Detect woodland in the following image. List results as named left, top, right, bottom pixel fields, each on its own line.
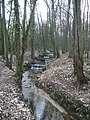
left=0, top=0, right=90, bottom=120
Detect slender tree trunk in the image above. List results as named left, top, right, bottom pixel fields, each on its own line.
left=21, top=0, right=27, bottom=65
left=51, top=0, right=56, bottom=57
left=67, top=0, right=73, bottom=57
left=0, top=0, right=3, bottom=55
left=2, top=0, right=9, bottom=66
left=25, top=0, right=37, bottom=40
left=58, top=2, right=63, bottom=54
left=9, top=23, right=14, bottom=69
left=30, top=0, right=35, bottom=60
left=85, top=11, right=89, bottom=58
left=30, top=14, right=35, bottom=60
left=41, top=16, right=46, bottom=54
left=66, top=0, right=71, bottom=53
left=14, top=0, right=22, bottom=81
left=37, top=16, right=42, bottom=52
left=73, top=0, right=85, bottom=83
left=8, top=0, right=13, bottom=69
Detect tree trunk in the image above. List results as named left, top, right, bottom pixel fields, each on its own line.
left=73, top=0, right=85, bottom=83
left=14, top=0, right=22, bottom=81
left=21, top=0, right=27, bottom=65
left=30, top=0, right=35, bottom=60
left=41, top=17, right=46, bottom=54
left=0, top=1, right=4, bottom=55
left=51, top=0, right=56, bottom=57
left=85, top=11, right=89, bottom=58
left=7, top=0, right=13, bottom=69
left=2, top=0, right=9, bottom=66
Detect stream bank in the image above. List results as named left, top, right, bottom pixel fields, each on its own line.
left=22, top=71, right=71, bottom=120
left=32, top=55, right=90, bottom=120
left=0, top=59, right=34, bottom=120
left=34, top=80, right=90, bottom=120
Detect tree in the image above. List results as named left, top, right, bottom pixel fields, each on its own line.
left=2, top=0, right=9, bottom=66
left=21, top=0, right=27, bottom=65
left=30, top=0, right=35, bottom=60
left=14, top=0, right=21, bottom=81
left=66, top=0, right=71, bottom=54
left=13, top=0, right=37, bottom=87
left=51, top=0, right=56, bottom=57
left=0, top=0, right=4, bottom=55
left=84, top=1, right=89, bottom=58
left=21, top=0, right=37, bottom=65
left=7, top=0, right=13, bottom=69
left=73, top=0, right=85, bottom=83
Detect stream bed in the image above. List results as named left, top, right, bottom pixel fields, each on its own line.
left=22, top=71, right=71, bottom=120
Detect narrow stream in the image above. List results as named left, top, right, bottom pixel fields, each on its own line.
left=22, top=71, right=71, bottom=120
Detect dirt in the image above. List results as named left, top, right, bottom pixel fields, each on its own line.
left=34, top=53, right=90, bottom=120
left=0, top=57, right=34, bottom=120
left=1, top=52, right=90, bottom=120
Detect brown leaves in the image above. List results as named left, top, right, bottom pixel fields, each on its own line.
left=0, top=61, right=34, bottom=120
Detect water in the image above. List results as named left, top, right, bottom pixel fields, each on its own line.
left=22, top=71, right=71, bottom=120
left=30, top=64, right=46, bottom=73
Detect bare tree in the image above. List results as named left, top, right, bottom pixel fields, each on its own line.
left=0, top=0, right=4, bottom=55
left=2, top=0, right=9, bottom=66
left=30, top=0, right=35, bottom=60
left=14, top=0, right=22, bottom=86
left=73, top=0, right=85, bottom=84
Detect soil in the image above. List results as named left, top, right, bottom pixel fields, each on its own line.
left=0, top=57, right=34, bottom=120
left=0, top=52, right=90, bottom=120
left=33, top=53, right=90, bottom=120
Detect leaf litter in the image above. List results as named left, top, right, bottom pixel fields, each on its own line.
left=0, top=59, right=34, bottom=120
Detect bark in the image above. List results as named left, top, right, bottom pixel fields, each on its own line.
left=66, top=0, right=71, bottom=53
left=30, top=15, right=35, bottom=60
left=8, top=0, right=13, bottom=69
left=73, top=0, right=85, bottom=82
left=37, top=15, right=42, bottom=52
left=9, top=23, right=14, bottom=69
left=40, top=16, right=46, bottom=54
left=21, top=0, right=27, bottom=65
left=25, top=0, right=37, bottom=40
left=2, top=0, right=9, bottom=66
left=14, top=0, right=21, bottom=81
left=67, top=0, right=73, bottom=57
left=51, top=0, right=56, bottom=57
left=85, top=11, right=89, bottom=58
left=58, top=2, right=62, bottom=54
left=0, top=0, right=2, bottom=54
left=30, top=0, right=35, bottom=60
left=0, top=1, right=4, bottom=55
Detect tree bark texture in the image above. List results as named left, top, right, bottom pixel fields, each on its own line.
left=73, top=0, right=85, bottom=82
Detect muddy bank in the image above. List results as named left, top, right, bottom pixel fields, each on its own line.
left=33, top=56, right=90, bottom=120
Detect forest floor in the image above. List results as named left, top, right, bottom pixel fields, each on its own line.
left=0, top=56, right=34, bottom=120
left=0, top=52, right=90, bottom=120
left=33, top=53, right=90, bottom=120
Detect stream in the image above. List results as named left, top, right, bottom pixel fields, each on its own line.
left=22, top=70, right=71, bottom=120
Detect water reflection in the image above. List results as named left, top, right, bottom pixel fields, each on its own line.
left=22, top=71, right=70, bottom=120
left=22, top=71, right=30, bottom=100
